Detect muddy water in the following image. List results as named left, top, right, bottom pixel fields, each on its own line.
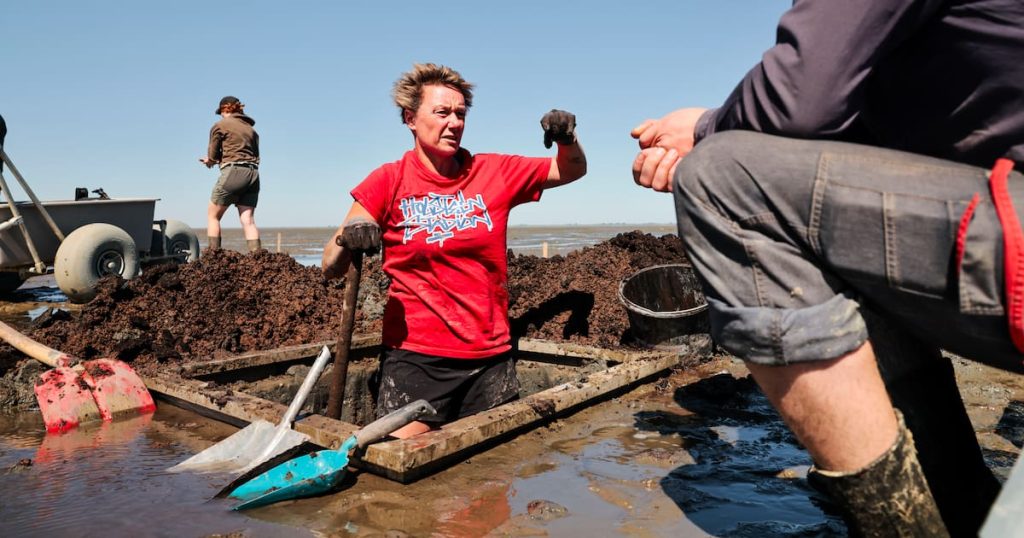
left=3, top=348, right=1023, bottom=537
left=169, top=360, right=847, bottom=537
left=0, top=351, right=847, bottom=537
left=0, top=406, right=309, bottom=537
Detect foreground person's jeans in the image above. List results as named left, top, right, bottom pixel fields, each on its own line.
left=674, top=131, right=1010, bottom=536
left=674, top=131, right=1023, bottom=373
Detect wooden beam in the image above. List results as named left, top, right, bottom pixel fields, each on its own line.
left=145, top=340, right=687, bottom=482
left=516, top=337, right=665, bottom=363
left=144, top=374, right=359, bottom=447
left=358, top=350, right=680, bottom=482
left=178, top=334, right=381, bottom=377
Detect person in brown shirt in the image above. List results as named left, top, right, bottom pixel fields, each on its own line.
left=199, top=96, right=262, bottom=251
left=0, top=113, right=7, bottom=174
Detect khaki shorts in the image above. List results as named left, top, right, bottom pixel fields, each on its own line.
left=211, top=164, right=260, bottom=207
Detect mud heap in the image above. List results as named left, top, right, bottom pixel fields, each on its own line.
left=508, top=231, right=689, bottom=348
left=4, top=231, right=691, bottom=377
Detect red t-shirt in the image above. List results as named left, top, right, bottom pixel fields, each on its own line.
left=352, top=149, right=551, bottom=359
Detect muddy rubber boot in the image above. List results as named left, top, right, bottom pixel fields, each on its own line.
left=865, top=311, right=1001, bottom=537
left=809, top=410, right=949, bottom=538
left=207, top=236, right=221, bottom=250
left=246, top=239, right=262, bottom=252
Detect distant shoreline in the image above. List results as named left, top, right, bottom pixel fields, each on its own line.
left=205, top=223, right=678, bottom=231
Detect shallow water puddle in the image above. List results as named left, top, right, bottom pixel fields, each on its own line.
left=0, top=406, right=309, bottom=537
left=513, top=401, right=844, bottom=537
left=0, top=354, right=849, bottom=536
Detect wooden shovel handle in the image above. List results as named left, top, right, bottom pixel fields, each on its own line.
left=326, top=251, right=363, bottom=419
left=0, top=319, right=73, bottom=368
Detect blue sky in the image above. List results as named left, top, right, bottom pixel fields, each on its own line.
left=1, top=1, right=789, bottom=228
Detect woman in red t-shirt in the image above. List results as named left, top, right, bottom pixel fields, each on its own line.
left=322, top=63, right=587, bottom=438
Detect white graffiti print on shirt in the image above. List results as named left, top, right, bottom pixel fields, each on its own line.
left=398, top=191, right=493, bottom=246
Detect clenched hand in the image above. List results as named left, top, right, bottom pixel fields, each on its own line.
left=336, top=217, right=381, bottom=255
left=541, top=109, right=577, bottom=149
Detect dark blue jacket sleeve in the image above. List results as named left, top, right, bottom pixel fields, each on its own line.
left=696, top=0, right=946, bottom=142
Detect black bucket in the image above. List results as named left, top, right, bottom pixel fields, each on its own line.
left=618, top=264, right=711, bottom=354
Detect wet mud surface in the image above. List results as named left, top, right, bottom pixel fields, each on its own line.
left=4, top=353, right=1023, bottom=537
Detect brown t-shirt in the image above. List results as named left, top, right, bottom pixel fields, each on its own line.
left=207, top=114, right=259, bottom=165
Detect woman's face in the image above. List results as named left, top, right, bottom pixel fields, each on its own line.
left=406, top=84, right=466, bottom=159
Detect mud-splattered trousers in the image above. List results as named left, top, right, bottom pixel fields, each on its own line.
left=674, top=131, right=1024, bottom=374
left=673, top=131, right=1017, bottom=534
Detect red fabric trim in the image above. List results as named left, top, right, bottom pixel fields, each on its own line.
left=955, top=193, right=981, bottom=275
left=989, top=158, right=1024, bottom=354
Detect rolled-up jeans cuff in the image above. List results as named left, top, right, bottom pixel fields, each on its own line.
left=709, top=294, right=868, bottom=365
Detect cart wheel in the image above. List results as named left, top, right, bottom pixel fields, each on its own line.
left=0, top=272, right=24, bottom=295
left=153, top=217, right=199, bottom=261
left=55, top=223, right=139, bottom=303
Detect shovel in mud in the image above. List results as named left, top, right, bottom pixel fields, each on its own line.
left=225, top=398, right=436, bottom=510
left=0, top=319, right=155, bottom=432
left=168, top=345, right=333, bottom=475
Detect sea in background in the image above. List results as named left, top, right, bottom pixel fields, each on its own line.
left=211, top=224, right=679, bottom=266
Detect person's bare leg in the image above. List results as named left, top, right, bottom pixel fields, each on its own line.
left=389, top=420, right=432, bottom=439
left=749, top=341, right=950, bottom=535
left=207, top=202, right=229, bottom=248
left=745, top=341, right=897, bottom=471
left=237, top=205, right=259, bottom=241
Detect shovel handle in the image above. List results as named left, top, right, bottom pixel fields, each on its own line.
left=0, top=319, right=72, bottom=368
left=278, top=345, right=333, bottom=428
left=251, top=346, right=334, bottom=466
left=326, top=250, right=363, bottom=419
left=355, top=399, right=436, bottom=448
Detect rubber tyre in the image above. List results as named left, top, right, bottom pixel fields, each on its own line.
left=0, top=272, right=24, bottom=294
left=156, top=219, right=201, bottom=263
left=55, top=223, right=139, bottom=303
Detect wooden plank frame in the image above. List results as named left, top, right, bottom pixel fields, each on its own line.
left=145, top=337, right=684, bottom=482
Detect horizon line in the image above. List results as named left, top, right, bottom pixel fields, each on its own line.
left=204, top=222, right=678, bottom=230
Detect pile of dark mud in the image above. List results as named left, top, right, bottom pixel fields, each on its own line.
left=0, top=232, right=693, bottom=407
left=508, top=231, right=689, bottom=348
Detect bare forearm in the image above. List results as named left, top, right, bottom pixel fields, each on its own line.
left=322, top=224, right=352, bottom=279
left=323, top=202, right=377, bottom=278
left=548, top=141, right=587, bottom=188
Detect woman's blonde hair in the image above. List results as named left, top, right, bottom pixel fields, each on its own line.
left=392, top=63, right=474, bottom=124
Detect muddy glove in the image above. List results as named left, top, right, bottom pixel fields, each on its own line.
left=336, top=217, right=381, bottom=255
left=541, top=109, right=577, bottom=149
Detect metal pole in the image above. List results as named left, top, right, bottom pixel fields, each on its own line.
left=326, top=250, right=363, bottom=420
left=1, top=149, right=65, bottom=242
left=0, top=169, right=45, bottom=274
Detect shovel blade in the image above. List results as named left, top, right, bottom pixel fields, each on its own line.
left=34, top=367, right=103, bottom=432
left=169, top=420, right=308, bottom=474
left=229, top=447, right=351, bottom=510
left=81, top=359, right=156, bottom=421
